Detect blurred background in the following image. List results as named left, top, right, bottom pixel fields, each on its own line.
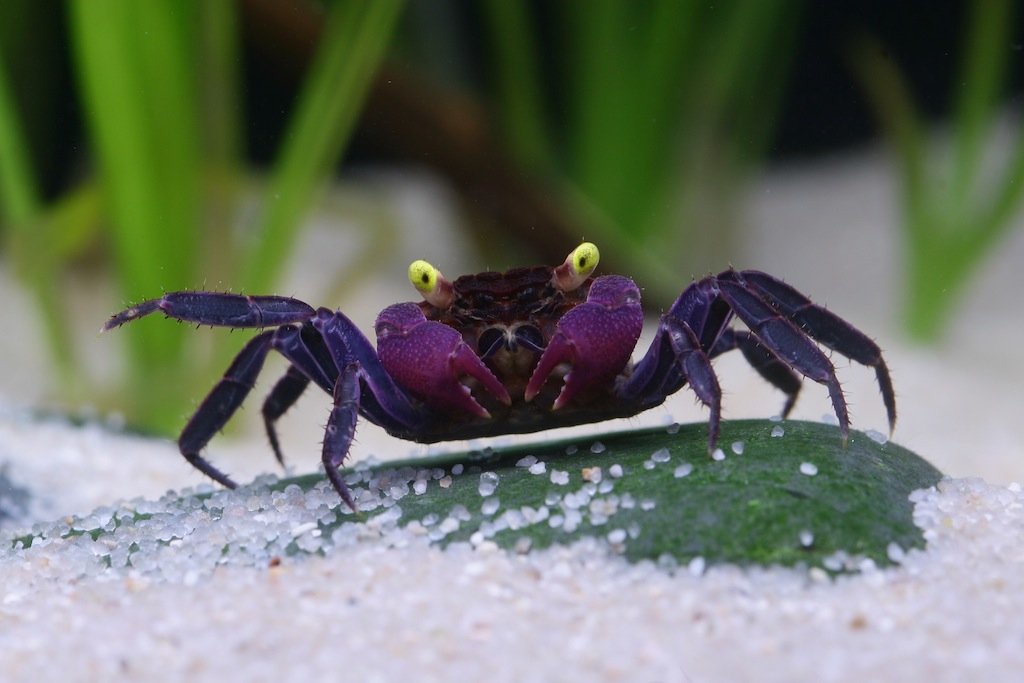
left=0, top=0, right=1023, bottom=488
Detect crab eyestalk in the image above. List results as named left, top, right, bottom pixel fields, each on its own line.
left=409, top=259, right=455, bottom=309
left=552, top=242, right=600, bottom=292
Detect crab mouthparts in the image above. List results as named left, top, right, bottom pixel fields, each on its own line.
left=477, top=324, right=545, bottom=359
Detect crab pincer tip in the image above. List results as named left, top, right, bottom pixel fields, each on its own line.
left=450, top=344, right=510, bottom=408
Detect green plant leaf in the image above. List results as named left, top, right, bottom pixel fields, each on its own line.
left=239, top=0, right=404, bottom=293
left=70, top=0, right=203, bottom=429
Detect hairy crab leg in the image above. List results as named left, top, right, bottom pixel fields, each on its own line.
left=314, top=308, right=433, bottom=430
left=260, top=323, right=342, bottom=467
left=178, top=330, right=275, bottom=489
left=260, top=365, right=310, bottom=466
left=709, top=329, right=802, bottom=418
left=625, top=280, right=727, bottom=401
left=664, top=321, right=723, bottom=449
left=322, top=363, right=361, bottom=511
left=713, top=278, right=851, bottom=439
left=731, top=270, right=897, bottom=432
left=102, top=291, right=316, bottom=330
left=620, top=304, right=723, bottom=450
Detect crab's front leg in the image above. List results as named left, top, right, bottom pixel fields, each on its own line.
left=525, top=275, right=644, bottom=408
left=312, top=306, right=483, bottom=508
left=375, top=303, right=511, bottom=416
left=103, top=291, right=316, bottom=330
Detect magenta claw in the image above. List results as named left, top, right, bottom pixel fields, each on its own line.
left=526, top=275, right=643, bottom=408
left=376, top=303, right=509, bottom=417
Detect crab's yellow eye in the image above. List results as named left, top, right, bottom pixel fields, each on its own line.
left=408, top=260, right=438, bottom=294
left=571, top=242, right=599, bottom=278
left=553, top=242, right=600, bottom=291
left=408, top=259, right=455, bottom=308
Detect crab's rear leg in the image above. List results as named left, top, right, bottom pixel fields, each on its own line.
left=713, top=276, right=851, bottom=438
left=710, top=329, right=803, bottom=418
left=621, top=282, right=725, bottom=450
left=178, top=330, right=275, bottom=489
left=261, top=321, right=358, bottom=467
left=322, top=363, right=361, bottom=510
left=103, top=291, right=315, bottom=330
left=735, top=270, right=897, bottom=432
left=261, top=365, right=310, bottom=466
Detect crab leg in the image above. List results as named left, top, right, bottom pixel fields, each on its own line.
left=730, top=270, right=897, bottom=432
left=314, top=307, right=436, bottom=430
left=322, top=363, right=361, bottom=511
left=663, top=320, right=723, bottom=449
left=103, top=291, right=316, bottom=330
left=178, top=330, right=275, bottom=489
left=622, top=282, right=724, bottom=449
left=713, top=277, right=851, bottom=439
left=260, top=365, right=310, bottom=466
left=710, top=329, right=802, bottom=418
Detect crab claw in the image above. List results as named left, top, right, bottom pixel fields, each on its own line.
left=376, top=303, right=510, bottom=417
left=525, top=275, right=643, bottom=409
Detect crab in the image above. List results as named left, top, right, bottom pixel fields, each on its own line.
left=104, top=243, right=896, bottom=509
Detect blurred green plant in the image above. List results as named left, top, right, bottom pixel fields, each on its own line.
left=0, top=51, right=74, bottom=380
left=0, top=0, right=403, bottom=431
left=852, top=0, right=1024, bottom=342
left=477, top=0, right=801, bottom=304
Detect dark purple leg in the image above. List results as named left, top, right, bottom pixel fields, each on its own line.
left=308, top=309, right=440, bottom=507
left=733, top=270, right=896, bottom=432
left=261, top=365, right=310, bottom=466
left=713, top=275, right=850, bottom=438
left=322, top=363, right=361, bottom=511
left=256, top=315, right=432, bottom=507
left=178, top=330, right=274, bottom=489
left=710, top=329, right=802, bottom=418
left=313, top=308, right=430, bottom=434
left=622, top=302, right=723, bottom=450
left=626, top=280, right=727, bottom=399
left=103, top=291, right=316, bottom=330
left=272, top=324, right=336, bottom=394
left=665, top=320, right=722, bottom=449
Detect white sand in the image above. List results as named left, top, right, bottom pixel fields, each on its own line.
left=1, top=451, right=1022, bottom=683
left=2, top=149, right=1024, bottom=681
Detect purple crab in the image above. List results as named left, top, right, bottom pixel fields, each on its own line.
left=104, top=243, right=895, bottom=509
